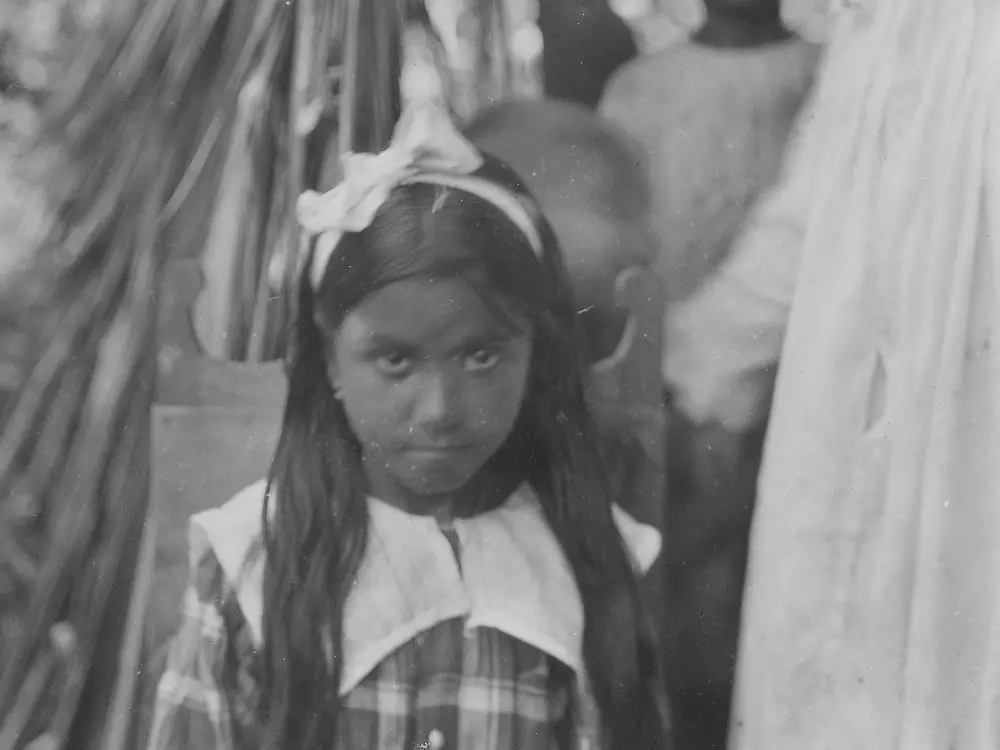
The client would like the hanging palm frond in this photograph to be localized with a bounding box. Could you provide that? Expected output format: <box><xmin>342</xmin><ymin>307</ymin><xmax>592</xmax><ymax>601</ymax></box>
<box><xmin>0</xmin><ymin>0</ymin><xmax>387</xmax><ymax>746</ymax></box>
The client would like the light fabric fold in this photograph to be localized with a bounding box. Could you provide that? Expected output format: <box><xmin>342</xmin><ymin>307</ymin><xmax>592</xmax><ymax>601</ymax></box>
<box><xmin>725</xmin><ymin>2</ymin><xmax>1000</xmax><ymax>749</ymax></box>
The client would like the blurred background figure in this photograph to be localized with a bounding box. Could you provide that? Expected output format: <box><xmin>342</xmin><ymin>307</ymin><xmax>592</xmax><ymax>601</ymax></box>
<box><xmin>601</xmin><ymin>0</ymin><xmax>819</xmax><ymax>305</ymax></box>
<box><xmin>536</xmin><ymin>0</ymin><xmax>639</xmax><ymax>107</ymax></box>
<box><xmin>466</xmin><ymin>98</ymin><xmax>656</xmax><ymax>363</ymax></box>
<box><xmin>600</xmin><ymin>2</ymin><xmax>820</xmax><ymax>749</ymax></box>
<box><xmin>424</xmin><ymin>0</ymin><xmax>639</xmax><ymax>116</ymax></box>
<box><xmin>667</xmin><ymin>2</ymin><xmax>1000</xmax><ymax>750</ymax></box>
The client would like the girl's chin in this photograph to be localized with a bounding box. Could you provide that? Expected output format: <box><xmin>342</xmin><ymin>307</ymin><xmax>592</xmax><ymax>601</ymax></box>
<box><xmin>396</xmin><ymin>465</ymin><xmax>479</xmax><ymax>497</ymax></box>
<box><xmin>395</xmin><ymin>448</ymin><xmax>484</xmax><ymax>487</ymax></box>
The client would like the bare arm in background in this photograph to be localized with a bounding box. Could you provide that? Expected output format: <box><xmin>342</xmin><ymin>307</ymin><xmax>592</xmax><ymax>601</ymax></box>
<box><xmin>663</xmin><ymin>66</ymin><xmax>835</xmax><ymax>432</ymax></box>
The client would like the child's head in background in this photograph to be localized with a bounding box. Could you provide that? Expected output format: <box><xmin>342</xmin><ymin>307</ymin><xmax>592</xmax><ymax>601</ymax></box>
<box><xmin>464</xmin><ymin>98</ymin><xmax>657</xmax><ymax>363</ymax></box>
<box><xmin>260</xmin><ymin>103</ymin><xmax>665</xmax><ymax>750</ymax></box>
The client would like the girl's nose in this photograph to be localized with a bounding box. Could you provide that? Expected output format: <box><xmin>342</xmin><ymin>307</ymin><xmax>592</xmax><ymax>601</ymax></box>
<box><xmin>413</xmin><ymin>368</ymin><xmax>464</xmax><ymax>431</ymax></box>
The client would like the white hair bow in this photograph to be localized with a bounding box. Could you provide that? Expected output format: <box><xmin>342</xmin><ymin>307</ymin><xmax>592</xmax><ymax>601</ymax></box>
<box><xmin>297</xmin><ymin>101</ymin><xmax>542</xmax><ymax>289</ymax></box>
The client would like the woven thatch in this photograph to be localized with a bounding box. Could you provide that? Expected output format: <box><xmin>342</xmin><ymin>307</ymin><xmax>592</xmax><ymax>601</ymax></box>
<box><xmin>0</xmin><ymin>0</ymin><xmax>407</xmax><ymax>746</ymax></box>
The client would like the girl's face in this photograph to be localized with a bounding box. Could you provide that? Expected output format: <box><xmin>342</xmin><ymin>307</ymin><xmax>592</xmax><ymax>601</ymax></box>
<box><xmin>329</xmin><ymin>274</ymin><xmax>533</xmax><ymax>504</ymax></box>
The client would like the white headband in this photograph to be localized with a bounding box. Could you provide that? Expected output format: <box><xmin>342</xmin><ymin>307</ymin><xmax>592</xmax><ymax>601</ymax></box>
<box><xmin>297</xmin><ymin>101</ymin><xmax>543</xmax><ymax>289</ymax></box>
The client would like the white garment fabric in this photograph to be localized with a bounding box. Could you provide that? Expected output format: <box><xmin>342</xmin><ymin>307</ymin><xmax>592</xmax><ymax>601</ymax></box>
<box><xmin>660</xmin><ymin>35</ymin><xmax>830</xmax><ymax>431</ymax></box>
<box><xmin>667</xmin><ymin>1</ymin><xmax>1000</xmax><ymax>747</ymax></box>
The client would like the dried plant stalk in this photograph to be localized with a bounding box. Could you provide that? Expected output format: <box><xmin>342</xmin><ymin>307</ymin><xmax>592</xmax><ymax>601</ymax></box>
<box><xmin>0</xmin><ymin>1</ymin><xmax>416</xmax><ymax>746</ymax></box>
<box><xmin>0</xmin><ymin>1</ymin><xmax>294</xmax><ymax>746</ymax></box>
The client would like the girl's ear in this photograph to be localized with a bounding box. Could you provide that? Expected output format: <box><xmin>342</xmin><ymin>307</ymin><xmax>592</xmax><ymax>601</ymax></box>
<box><xmin>326</xmin><ymin>356</ymin><xmax>342</xmax><ymax>399</ymax></box>
<box><xmin>318</xmin><ymin>318</ymin><xmax>343</xmax><ymax>398</ymax></box>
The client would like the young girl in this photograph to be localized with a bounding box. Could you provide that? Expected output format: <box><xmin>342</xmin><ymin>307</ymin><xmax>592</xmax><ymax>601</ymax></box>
<box><xmin>146</xmin><ymin>101</ymin><xmax>669</xmax><ymax>750</ymax></box>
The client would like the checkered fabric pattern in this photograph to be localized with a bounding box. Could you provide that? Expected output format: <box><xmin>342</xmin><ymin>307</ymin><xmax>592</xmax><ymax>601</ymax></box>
<box><xmin>146</xmin><ymin>548</ymin><xmax>576</xmax><ymax>750</ymax></box>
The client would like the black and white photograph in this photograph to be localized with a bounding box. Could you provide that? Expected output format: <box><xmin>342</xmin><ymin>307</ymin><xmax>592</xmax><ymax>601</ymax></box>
<box><xmin>0</xmin><ymin>1</ymin><xmax>994</xmax><ymax>749</ymax></box>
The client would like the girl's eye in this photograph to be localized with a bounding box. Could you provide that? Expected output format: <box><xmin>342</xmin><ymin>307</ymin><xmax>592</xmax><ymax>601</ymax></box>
<box><xmin>375</xmin><ymin>352</ymin><xmax>411</xmax><ymax>376</ymax></box>
<box><xmin>465</xmin><ymin>348</ymin><xmax>500</xmax><ymax>372</ymax></box>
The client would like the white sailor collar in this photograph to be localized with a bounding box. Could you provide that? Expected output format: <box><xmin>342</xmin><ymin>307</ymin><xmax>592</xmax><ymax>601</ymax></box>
<box><xmin>189</xmin><ymin>480</ymin><xmax>660</xmax><ymax>696</ymax></box>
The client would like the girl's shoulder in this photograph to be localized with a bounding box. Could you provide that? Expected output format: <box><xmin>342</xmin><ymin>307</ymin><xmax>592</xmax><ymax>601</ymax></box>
<box><xmin>609</xmin><ymin>502</ymin><xmax>661</xmax><ymax>576</ymax></box>
<box><xmin>190</xmin><ymin>478</ymin><xmax>268</xmax><ymax>557</ymax></box>
<box><xmin>186</xmin><ymin>480</ymin><xmax>270</xmax><ymax>633</ymax></box>
<box><xmin>196</xmin><ymin>478</ymin><xmax>270</xmax><ymax>526</ymax></box>
<box><xmin>511</xmin><ymin>485</ymin><xmax>661</xmax><ymax>577</ymax></box>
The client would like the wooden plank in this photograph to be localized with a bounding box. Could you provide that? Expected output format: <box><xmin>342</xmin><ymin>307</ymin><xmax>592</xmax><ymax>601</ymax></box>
<box><xmin>156</xmin><ymin>259</ymin><xmax>285</xmax><ymax>409</ymax></box>
<box><xmin>145</xmin><ymin>405</ymin><xmax>282</xmax><ymax>653</ymax></box>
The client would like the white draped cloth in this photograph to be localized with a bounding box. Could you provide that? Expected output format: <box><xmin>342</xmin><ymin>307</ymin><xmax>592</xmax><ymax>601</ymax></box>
<box><xmin>665</xmin><ymin>1</ymin><xmax>1000</xmax><ymax>747</ymax></box>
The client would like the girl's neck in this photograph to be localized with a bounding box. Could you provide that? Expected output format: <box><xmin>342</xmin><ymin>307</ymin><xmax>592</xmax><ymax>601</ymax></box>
<box><xmin>365</xmin><ymin>461</ymin><xmax>522</xmax><ymax>522</ymax></box>
<box><xmin>691</xmin><ymin>7</ymin><xmax>793</xmax><ymax>49</ymax></box>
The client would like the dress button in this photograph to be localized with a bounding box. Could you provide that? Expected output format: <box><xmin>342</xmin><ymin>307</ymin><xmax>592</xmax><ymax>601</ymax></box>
<box><xmin>428</xmin><ymin>729</ymin><xmax>445</xmax><ymax>749</ymax></box>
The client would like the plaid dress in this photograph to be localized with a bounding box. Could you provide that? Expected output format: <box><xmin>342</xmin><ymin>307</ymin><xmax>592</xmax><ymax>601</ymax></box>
<box><xmin>146</xmin><ymin>545</ymin><xmax>576</xmax><ymax>750</ymax></box>
<box><xmin>146</xmin><ymin>482</ymin><xmax>661</xmax><ymax>750</ymax></box>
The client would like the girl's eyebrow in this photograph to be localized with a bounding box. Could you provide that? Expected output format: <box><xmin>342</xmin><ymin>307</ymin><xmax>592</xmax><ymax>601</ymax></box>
<box><xmin>463</xmin><ymin>328</ymin><xmax>521</xmax><ymax>345</ymax></box>
<box><xmin>357</xmin><ymin>332</ymin><xmax>415</xmax><ymax>351</ymax></box>
<box><xmin>446</xmin><ymin>331</ymin><xmax>517</xmax><ymax>354</ymax></box>
<box><xmin>359</xmin><ymin>327</ymin><xmax>523</xmax><ymax>354</ymax></box>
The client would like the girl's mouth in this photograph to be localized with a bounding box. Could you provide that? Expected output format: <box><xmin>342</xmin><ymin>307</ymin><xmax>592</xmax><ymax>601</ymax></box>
<box><xmin>407</xmin><ymin>444</ymin><xmax>474</xmax><ymax>457</ymax></box>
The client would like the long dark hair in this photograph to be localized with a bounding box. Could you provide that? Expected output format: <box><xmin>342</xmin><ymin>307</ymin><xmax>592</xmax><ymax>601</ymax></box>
<box><xmin>259</xmin><ymin>155</ymin><xmax>669</xmax><ymax>749</ymax></box>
